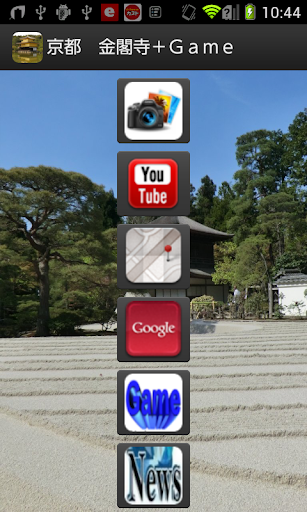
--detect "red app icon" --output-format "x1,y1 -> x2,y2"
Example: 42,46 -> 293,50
124,4 -> 142,22
126,301 -> 181,357
101,4 -> 119,21
128,159 -> 178,209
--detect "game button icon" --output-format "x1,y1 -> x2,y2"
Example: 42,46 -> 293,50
117,370 -> 190,435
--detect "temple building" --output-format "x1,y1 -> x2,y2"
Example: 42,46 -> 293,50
151,216 -> 233,301
16,36 -> 38,53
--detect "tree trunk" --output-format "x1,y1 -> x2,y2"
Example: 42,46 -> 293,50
268,243 -> 274,267
268,282 -> 273,319
36,255 -> 50,336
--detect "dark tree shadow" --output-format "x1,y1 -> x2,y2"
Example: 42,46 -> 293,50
190,320 -> 217,334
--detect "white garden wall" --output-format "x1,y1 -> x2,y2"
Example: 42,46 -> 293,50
279,284 -> 307,316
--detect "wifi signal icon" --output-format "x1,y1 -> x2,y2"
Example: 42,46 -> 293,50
202,4 -> 222,18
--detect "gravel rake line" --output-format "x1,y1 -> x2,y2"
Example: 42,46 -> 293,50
189,353 -> 307,360
190,459 -> 307,490
3,405 -> 307,439
190,338 -> 307,344
190,332 -> 307,339
3,384 -> 307,397
3,361 -> 307,371
191,384 -> 307,392
0,357 -> 118,364
4,403 -> 307,415
189,347 -> 307,353
0,376 -> 117,382
191,343 -> 307,350
0,389 -> 118,396
4,352 -> 307,363
191,371 -> 307,378
3,341 -> 306,350
1,371 -> 307,382
0,336 -> 117,342
2,405 -> 307,492
0,350 -> 117,357
0,341 -> 117,347
2,406 -> 307,489
3,347 -> 307,359
2,352 -> 307,365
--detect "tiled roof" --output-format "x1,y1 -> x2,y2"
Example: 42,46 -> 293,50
190,268 -> 212,278
274,272 -> 307,285
150,216 -> 233,239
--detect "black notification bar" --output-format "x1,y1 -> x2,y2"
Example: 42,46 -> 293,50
5,3 -> 306,24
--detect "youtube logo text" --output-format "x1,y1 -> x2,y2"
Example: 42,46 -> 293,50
128,158 -> 178,208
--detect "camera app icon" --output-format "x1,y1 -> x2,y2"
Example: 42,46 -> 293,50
118,79 -> 190,143
128,99 -> 164,129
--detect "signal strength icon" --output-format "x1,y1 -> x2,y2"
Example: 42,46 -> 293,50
202,4 -> 221,19
222,4 -> 240,20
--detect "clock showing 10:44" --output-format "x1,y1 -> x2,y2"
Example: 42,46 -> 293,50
263,7 -> 301,19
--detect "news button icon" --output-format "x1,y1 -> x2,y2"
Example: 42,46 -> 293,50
117,443 -> 190,507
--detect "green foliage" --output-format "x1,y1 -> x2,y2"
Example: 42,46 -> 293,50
189,109 -> 307,298
190,294 -> 215,308
273,302 -> 285,319
1,109 -> 306,335
210,182 -> 235,232
49,311 -> 85,336
125,216 -> 157,224
287,301 -> 306,317
233,235 -> 269,289
193,175 -> 216,225
286,108 -> 307,185
274,252 -> 307,276
0,166 -> 120,336
256,192 -> 305,258
190,295 -> 217,319
212,242 -> 236,285
244,291 -> 268,318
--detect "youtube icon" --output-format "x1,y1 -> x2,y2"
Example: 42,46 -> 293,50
128,159 -> 178,209
126,301 -> 181,357
117,152 -> 190,216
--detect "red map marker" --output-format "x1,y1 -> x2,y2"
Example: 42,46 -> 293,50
165,244 -> 172,262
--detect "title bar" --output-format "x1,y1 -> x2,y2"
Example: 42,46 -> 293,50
5,25 -> 307,70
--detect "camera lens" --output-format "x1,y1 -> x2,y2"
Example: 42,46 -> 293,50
140,109 -> 157,127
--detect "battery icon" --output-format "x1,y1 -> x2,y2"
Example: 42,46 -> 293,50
245,4 -> 256,20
